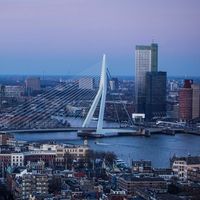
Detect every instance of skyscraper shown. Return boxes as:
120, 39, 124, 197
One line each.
25, 77, 41, 92
135, 43, 158, 113
179, 81, 200, 121
145, 71, 167, 119
192, 84, 200, 119
109, 78, 119, 91
179, 80, 193, 121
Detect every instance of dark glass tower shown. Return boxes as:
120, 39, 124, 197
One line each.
145, 72, 167, 119
135, 43, 158, 113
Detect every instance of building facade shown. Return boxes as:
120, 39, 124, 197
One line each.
0, 133, 10, 145
5, 86, 24, 98
22, 174, 48, 200
109, 78, 119, 91
0, 154, 11, 177
179, 80, 193, 121
24, 150, 56, 167
192, 84, 200, 119
11, 153, 24, 167
25, 77, 41, 92
145, 71, 167, 119
135, 43, 158, 114
187, 167, 200, 182
132, 160, 152, 173
171, 156, 200, 181
118, 175, 167, 195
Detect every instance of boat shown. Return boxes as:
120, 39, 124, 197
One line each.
95, 141, 110, 145
115, 159, 128, 167
92, 117, 98, 121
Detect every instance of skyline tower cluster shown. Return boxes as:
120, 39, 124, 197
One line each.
135, 43, 167, 119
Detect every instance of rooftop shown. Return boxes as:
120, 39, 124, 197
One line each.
120, 175, 164, 182
172, 156, 200, 165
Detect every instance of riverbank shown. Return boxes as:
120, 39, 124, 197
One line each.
13, 131, 200, 168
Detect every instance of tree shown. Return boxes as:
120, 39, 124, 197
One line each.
104, 152, 117, 166
49, 176, 61, 194
85, 150, 117, 168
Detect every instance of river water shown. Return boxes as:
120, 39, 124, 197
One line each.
12, 117, 200, 168
14, 131, 200, 168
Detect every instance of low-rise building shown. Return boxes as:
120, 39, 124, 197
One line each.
64, 144, 89, 158
171, 156, 200, 181
24, 150, 56, 166
26, 160, 45, 174
118, 175, 167, 195
102, 189, 127, 200
135, 188, 182, 200
32, 143, 89, 159
153, 168, 174, 181
40, 144, 57, 151
132, 160, 152, 173
5, 85, 24, 98
187, 167, 200, 183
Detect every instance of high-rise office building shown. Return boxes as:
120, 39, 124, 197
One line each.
135, 43, 158, 113
109, 78, 119, 91
191, 84, 200, 119
25, 77, 41, 92
145, 72, 167, 119
179, 80, 193, 121
179, 81, 200, 121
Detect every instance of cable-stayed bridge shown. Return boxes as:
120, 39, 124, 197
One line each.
0, 55, 137, 137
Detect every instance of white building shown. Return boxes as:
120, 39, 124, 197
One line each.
11, 153, 24, 167
64, 144, 89, 158
132, 113, 145, 123
40, 144, 57, 151
109, 78, 119, 91
171, 156, 200, 181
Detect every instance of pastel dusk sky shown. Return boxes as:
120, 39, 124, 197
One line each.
0, 0, 200, 76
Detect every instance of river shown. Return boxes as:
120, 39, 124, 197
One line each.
12, 117, 200, 168
13, 131, 200, 168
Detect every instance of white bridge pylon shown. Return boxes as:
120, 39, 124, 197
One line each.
82, 54, 135, 135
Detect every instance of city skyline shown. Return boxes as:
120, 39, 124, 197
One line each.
0, 0, 200, 76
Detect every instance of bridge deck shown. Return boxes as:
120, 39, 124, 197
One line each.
2, 127, 136, 134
